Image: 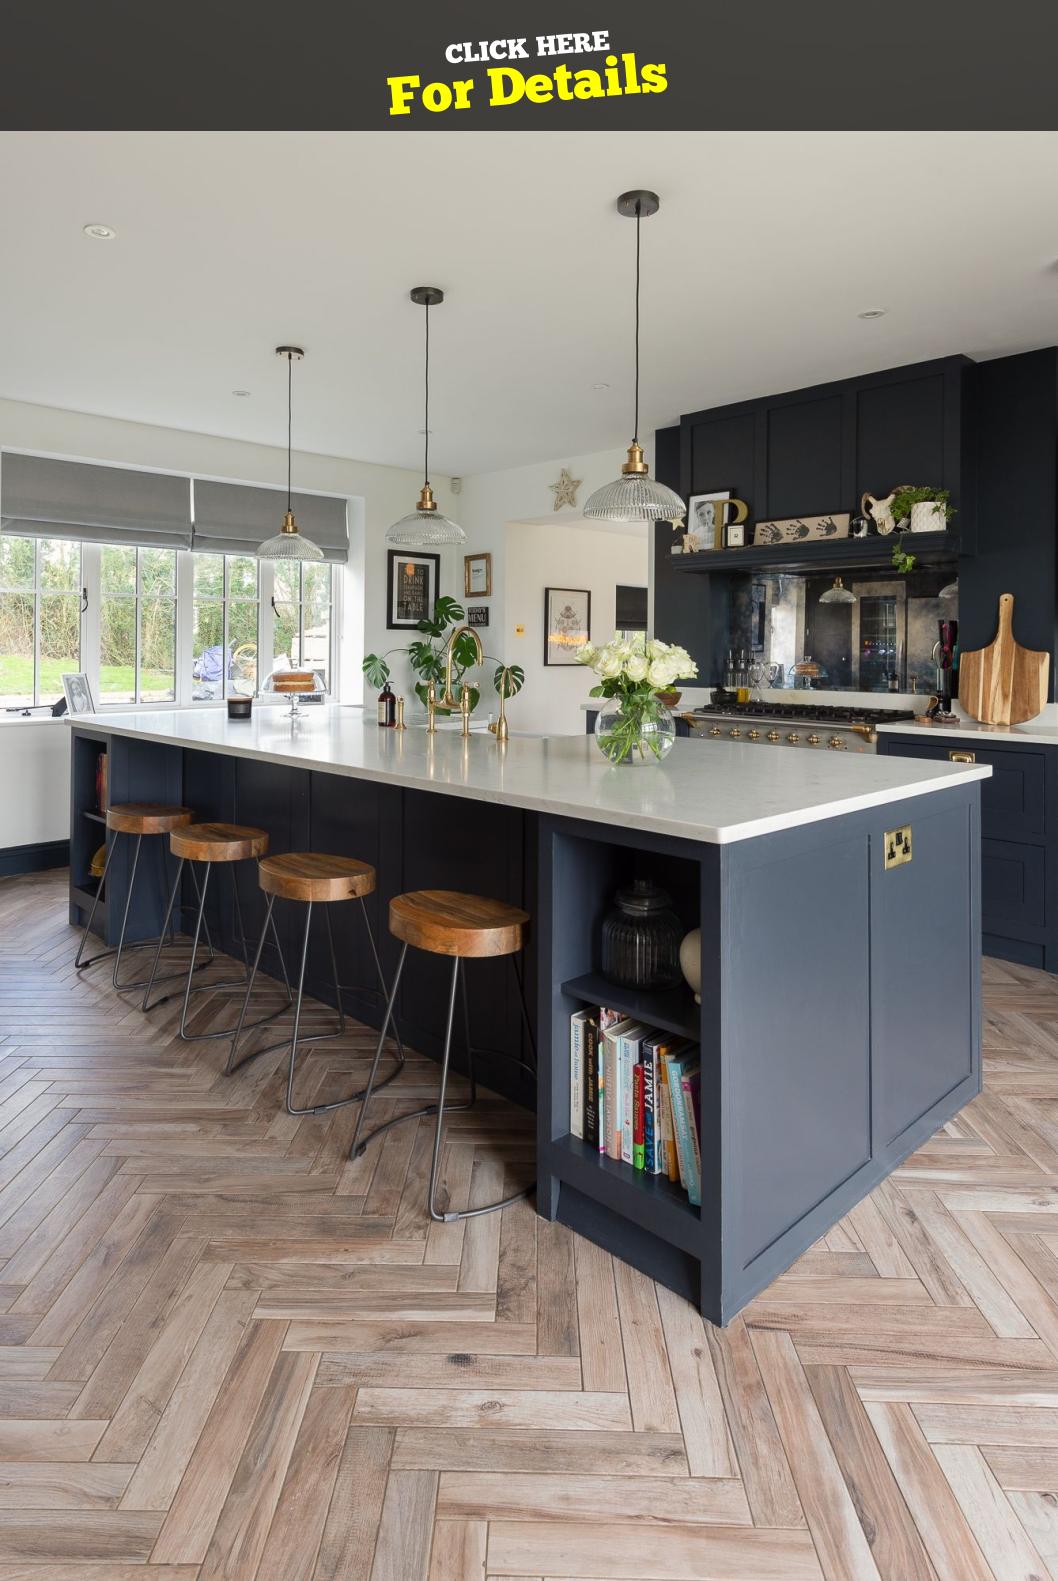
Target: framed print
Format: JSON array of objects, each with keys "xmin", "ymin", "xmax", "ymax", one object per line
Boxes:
[
  {"xmin": 467, "ymin": 604, "xmax": 489, "ymax": 628},
  {"xmin": 62, "ymin": 672, "xmax": 96, "ymax": 715},
  {"xmin": 686, "ymin": 490, "xmax": 732, "ymax": 550},
  {"xmin": 544, "ymin": 587, "xmax": 591, "ymax": 665},
  {"xmin": 463, "ymin": 552, "xmax": 492, "ymax": 598},
  {"xmin": 387, "ymin": 550, "xmax": 440, "ymax": 629}
]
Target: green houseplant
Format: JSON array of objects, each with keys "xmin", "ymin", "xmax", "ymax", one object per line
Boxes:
[
  {"xmin": 363, "ymin": 595, "xmax": 523, "ymax": 717},
  {"xmin": 889, "ymin": 485, "xmax": 955, "ymax": 534}
]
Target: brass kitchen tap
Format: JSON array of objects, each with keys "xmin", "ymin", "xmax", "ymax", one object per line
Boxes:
[{"xmin": 441, "ymin": 624, "xmax": 484, "ymax": 709}]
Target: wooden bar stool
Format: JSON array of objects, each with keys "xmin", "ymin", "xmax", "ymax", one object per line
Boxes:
[
  {"xmin": 225, "ymin": 853, "xmax": 405, "ymax": 1116},
  {"xmin": 75, "ymin": 802, "xmax": 203, "ymax": 992},
  {"xmin": 350, "ymin": 889, "xmax": 536, "ymax": 1223},
  {"xmin": 141, "ymin": 822, "xmax": 291, "ymax": 1042}
]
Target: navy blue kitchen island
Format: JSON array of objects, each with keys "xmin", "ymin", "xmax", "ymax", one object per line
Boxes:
[{"xmin": 69, "ymin": 708, "xmax": 988, "ymax": 1324}]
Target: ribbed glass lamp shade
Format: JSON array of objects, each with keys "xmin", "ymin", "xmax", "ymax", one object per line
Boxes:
[
  {"xmin": 385, "ymin": 508, "xmax": 466, "ymax": 547},
  {"xmin": 257, "ymin": 528, "xmax": 324, "ymax": 562},
  {"xmin": 819, "ymin": 576, "xmax": 856, "ymax": 605},
  {"xmin": 583, "ymin": 472, "xmax": 686, "ymax": 525}
]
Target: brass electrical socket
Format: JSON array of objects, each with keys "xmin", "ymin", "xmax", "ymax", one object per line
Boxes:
[{"xmin": 884, "ymin": 825, "xmax": 912, "ymax": 869}]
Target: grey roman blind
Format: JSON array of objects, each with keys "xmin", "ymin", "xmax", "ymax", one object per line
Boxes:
[
  {"xmin": 0, "ymin": 452, "xmax": 192, "ymax": 548},
  {"xmin": 192, "ymin": 481, "xmax": 349, "ymax": 563}
]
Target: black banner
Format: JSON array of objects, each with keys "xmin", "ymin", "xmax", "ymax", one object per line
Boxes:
[{"xmin": 3, "ymin": 0, "xmax": 1057, "ymax": 130}]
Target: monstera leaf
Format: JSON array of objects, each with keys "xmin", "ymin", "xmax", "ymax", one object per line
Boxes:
[
  {"xmin": 362, "ymin": 654, "xmax": 391, "ymax": 688},
  {"xmin": 494, "ymin": 663, "xmax": 524, "ymax": 697},
  {"xmin": 451, "ymin": 629, "xmax": 482, "ymax": 671}
]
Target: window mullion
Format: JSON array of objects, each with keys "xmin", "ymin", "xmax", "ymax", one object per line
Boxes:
[{"xmin": 32, "ymin": 541, "xmax": 41, "ymax": 707}]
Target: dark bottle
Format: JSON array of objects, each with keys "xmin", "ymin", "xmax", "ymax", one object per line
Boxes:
[{"xmin": 377, "ymin": 681, "xmax": 396, "ymax": 727}]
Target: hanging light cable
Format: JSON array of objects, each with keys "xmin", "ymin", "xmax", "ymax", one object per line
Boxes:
[
  {"xmin": 584, "ymin": 191, "xmax": 687, "ymax": 525},
  {"xmin": 386, "ymin": 287, "xmax": 465, "ymax": 545},
  {"xmin": 257, "ymin": 347, "xmax": 323, "ymax": 562}
]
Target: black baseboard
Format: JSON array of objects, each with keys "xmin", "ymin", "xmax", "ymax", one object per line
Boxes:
[{"xmin": 0, "ymin": 840, "xmax": 69, "ymax": 878}]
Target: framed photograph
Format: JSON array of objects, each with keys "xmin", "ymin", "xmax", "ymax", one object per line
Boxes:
[
  {"xmin": 686, "ymin": 490, "xmax": 732, "ymax": 550},
  {"xmin": 544, "ymin": 587, "xmax": 591, "ymax": 666},
  {"xmin": 62, "ymin": 672, "xmax": 96, "ymax": 715},
  {"xmin": 467, "ymin": 604, "xmax": 489, "ymax": 628},
  {"xmin": 387, "ymin": 550, "xmax": 440, "ymax": 630},
  {"xmin": 463, "ymin": 552, "xmax": 492, "ymax": 598}
]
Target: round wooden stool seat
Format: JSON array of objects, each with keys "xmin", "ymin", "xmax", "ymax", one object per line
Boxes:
[
  {"xmin": 106, "ymin": 803, "xmax": 194, "ymax": 836},
  {"xmin": 259, "ymin": 852, "xmax": 376, "ymax": 904},
  {"xmin": 170, "ymin": 822, "xmax": 269, "ymax": 863},
  {"xmin": 389, "ymin": 889, "xmax": 529, "ymax": 959}
]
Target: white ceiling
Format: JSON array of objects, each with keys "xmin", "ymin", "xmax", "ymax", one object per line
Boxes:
[{"xmin": 2, "ymin": 131, "xmax": 1058, "ymax": 477}]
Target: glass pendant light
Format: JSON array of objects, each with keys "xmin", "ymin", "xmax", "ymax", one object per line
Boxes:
[
  {"xmin": 257, "ymin": 347, "xmax": 323, "ymax": 562},
  {"xmin": 386, "ymin": 287, "xmax": 465, "ymax": 546},
  {"xmin": 819, "ymin": 576, "xmax": 856, "ymax": 604},
  {"xmin": 584, "ymin": 191, "xmax": 686, "ymax": 525}
]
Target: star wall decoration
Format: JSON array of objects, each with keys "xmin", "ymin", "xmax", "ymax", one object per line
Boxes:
[{"xmin": 549, "ymin": 466, "xmax": 582, "ymax": 511}]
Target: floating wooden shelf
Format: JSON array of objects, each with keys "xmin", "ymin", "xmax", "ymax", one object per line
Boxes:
[
  {"xmin": 561, "ymin": 971, "xmax": 700, "ymax": 1041},
  {"xmin": 668, "ymin": 531, "xmax": 959, "ymax": 576}
]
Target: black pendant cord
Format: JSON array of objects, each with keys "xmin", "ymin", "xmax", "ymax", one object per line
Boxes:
[
  {"xmin": 632, "ymin": 201, "xmax": 641, "ymax": 446},
  {"xmin": 423, "ymin": 300, "xmax": 431, "ymax": 490},
  {"xmin": 286, "ymin": 352, "xmax": 293, "ymax": 513}
]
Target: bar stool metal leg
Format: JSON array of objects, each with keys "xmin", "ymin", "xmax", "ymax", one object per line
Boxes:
[
  {"xmin": 141, "ymin": 857, "xmax": 218, "ymax": 1012},
  {"xmin": 350, "ymin": 946, "xmax": 479, "ymax": 1160},
  {"xmin": 227, "ymin": 897, "xmax": 405, "ymax": 1115},
  {"xmin": 426, "ymin": 957, "xmax": 531, "ymax": 1224},
  {"xmin": 74, "ymin": 827, "xmax": 121, "ymax": 971}
]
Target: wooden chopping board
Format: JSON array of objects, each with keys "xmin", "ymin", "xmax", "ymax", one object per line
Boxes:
[{"xmin": 959, "ymin": 593, "xmax": 1049, "ymax": 725}]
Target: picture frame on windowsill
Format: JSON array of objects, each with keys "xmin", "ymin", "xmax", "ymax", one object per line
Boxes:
[{"xmin": 62, "ymin": 672, "xmax": 96, "ymax": 715}]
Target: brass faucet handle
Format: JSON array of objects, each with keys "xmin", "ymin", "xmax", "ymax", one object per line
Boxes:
[
  {"xmin": 426, "ymin": 681, "xmax": 437, "ymax": 734},
  {"xmin": 459, "ymin": 682, "xmax": 472, "ymax": 738}
]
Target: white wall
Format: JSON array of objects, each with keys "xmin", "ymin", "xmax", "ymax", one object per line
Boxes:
[
  {"xmin": 0, "ymin": 396, "xmax": 455, "ymax": 850},
  {"xmin": 502, "ymin": 521, "xmax": 649, "ymax": 734}
]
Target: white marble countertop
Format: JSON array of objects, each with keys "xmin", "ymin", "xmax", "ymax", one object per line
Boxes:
[
  {"xmin": 876, "ymin": 717, "xmax": 1058, "ymax": 747},
  {"xmin": 71, "ymin": 706, "xmax": 990, "ymax": 846}
]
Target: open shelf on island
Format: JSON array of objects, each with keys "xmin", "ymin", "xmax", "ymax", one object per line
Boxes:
[
  {"xmin": 550, "ymin": 1132, "xmax": 700, "ymax": 1254},
  {"xmin": 668, "ymin": 530, "xmax": 959, "ymax": 576},
  {"xmin": 562, "ymin": 971, "xmax": 699, "ymax": 1041}
]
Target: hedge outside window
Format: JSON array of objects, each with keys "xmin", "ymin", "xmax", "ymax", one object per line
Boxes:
[
  {"xmin": 0, "ymin": 536, "xmax": 81, "ymax": 707},
  {"xmin": 99, "ymin": 545, "xmax": 176, "ymax": 704},
  {"xmin": 192, "ymin": 554, "xmax": 259, "ymax": 701},
  {"xmin": 273, "ymin": 560, "xmax": 332, "ymax": 685},
  {"xmin": 0, "ymin": 535, "xmax": 334, "ymax": 708}
]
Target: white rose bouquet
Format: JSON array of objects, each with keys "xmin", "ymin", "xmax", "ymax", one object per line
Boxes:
[{"xmin": 578, "ymin": 634, "xmax": 698, "ymax": 765}]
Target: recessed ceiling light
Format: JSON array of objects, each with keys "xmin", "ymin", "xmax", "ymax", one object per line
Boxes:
[
  {"xmin": 83, "ymin": 223, "xmax": 117, "ymax": 240},
  {"xmin": 232, "ymin": 389, "xmax": 251, "ymax": 397},
  {"xmin": 591, "ymin": 381, "xmax": 611, "ymax": 390},
  {"xmin": 857, "ymin": 307, "xmax": 887, "ymax": 320}
]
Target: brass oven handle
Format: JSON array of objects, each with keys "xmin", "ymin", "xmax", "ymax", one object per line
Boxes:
[
  {"xmin": 949, "ymin": 749, "xmax": 976, "ymax": 764},
  {"xmin": 850, "ymin": 723, "xmax": 877, "ymax": 743}
]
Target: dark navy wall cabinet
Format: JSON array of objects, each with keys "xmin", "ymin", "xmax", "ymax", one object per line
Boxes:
[
  {"xmin": 655, "ymin": 348, "xmax": 1058, "ymax": 696},
  {"xmin": 880, "ymin": 732, "xmax": 1058, "ymax": 973}
]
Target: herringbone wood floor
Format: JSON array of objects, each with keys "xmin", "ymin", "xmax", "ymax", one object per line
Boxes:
[{"xmin": 5, "ymin": 873, "xmax": 1058, "ymax": 1578}]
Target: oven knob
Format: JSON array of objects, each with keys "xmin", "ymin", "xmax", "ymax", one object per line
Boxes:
[
  {"xmin": 729, "ymin": 727, "xmax": 742, "ymax": 738},
  {"xmin": 767, "ymin": 730, "xmax": 781, "ymax": 742},
  {"xmin": 747, "ymin": 729, "xmax": 760, "ymax": 740},
  {"xmin": 708, "ymin": 726, "xmax": 721, "ymax": 737},
  {"xmin": 828, "ymin": 736, "xmax": 847, "ymax": 750},
  {"xmin": 807, "ymin": 734, "xmax": 821, "ymax": 745},
  {"xmin": 786, "ymin": 732, "xmax": 800, "ymax": 744}
]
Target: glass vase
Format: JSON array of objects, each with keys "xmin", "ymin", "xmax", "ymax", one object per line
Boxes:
[{"xmin": 594, "ymin": 693, "xmax": 676, "ymax": 766}]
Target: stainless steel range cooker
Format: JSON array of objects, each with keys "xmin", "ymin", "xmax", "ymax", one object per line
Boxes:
[{"xmin": 683, "ymin": 701, "xmax": 917, "ymax": 752}]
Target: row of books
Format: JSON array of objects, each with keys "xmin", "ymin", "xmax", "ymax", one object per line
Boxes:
[{"xmin": 570, "ymin": 1007, "xmax": 701, "ymax": 1206}]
